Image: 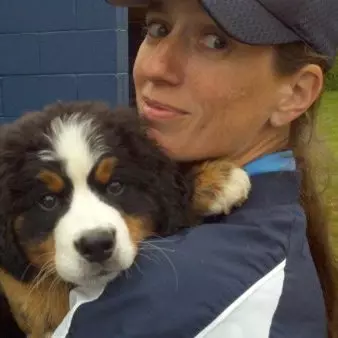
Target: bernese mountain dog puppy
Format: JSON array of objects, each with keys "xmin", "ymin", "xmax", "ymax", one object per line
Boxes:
[{"xmin": 0, "ymin": 101, "xmax": 250, "ymax": 337}]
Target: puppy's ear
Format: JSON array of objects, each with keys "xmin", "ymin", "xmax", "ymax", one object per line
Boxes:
[
  {"xmin": 0, "ymin": 215, "xmax": 35, "ymax": 282},
  {"xmin": 138, "ymin": 119, "xmax": 198, "ymax": 235},
  {"xmin": 150, "ymin": 163, "xmax": 196, "ymax": 236},
  {"xmin": 0, "ymin": 139, "xmax": 35, "ymax": 282}
]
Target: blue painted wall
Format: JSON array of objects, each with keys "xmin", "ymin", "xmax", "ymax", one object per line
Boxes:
[{"xmin": 0, "ymin": 0, "xmax": 129, "ymax": 123}]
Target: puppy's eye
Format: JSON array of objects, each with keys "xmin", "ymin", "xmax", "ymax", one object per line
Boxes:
[
  {"xmin": 107, "ymin": 181, "xmax": 124, "ymax": 196},
  {"xmin": 39, "ymin": 194, "xmax": 59, "ymax": 211}
]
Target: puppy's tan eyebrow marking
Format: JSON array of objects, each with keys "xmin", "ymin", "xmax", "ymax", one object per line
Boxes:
[
  {"xmin": 95, "ymin": 157, "xmax": 117, "ymax": 184},
  {"xmin": 37, "ymin": 170, "xmax": 65, "ymax": 193}
]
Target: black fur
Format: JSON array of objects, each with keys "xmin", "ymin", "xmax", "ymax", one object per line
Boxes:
[
  {"xmin": 0, "ymin": 101, "xmax": 196, "ymax": 283},
  {"xmin": 0, "ymin": 293, "xmax": 25, "ymax": 338}
]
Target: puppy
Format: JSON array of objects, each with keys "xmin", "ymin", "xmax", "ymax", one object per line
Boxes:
[{"xmin": 0, "ymin": 101, "xmax": 250, "ymax": 337}]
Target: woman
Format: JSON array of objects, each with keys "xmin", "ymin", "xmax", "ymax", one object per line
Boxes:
[{"xmin": 53, "ymin": 0, "xmax": 338, "ymax": 337}]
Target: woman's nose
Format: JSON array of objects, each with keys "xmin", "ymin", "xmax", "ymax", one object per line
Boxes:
[{"xmin": 140, "ymin": 37, "xmax": 185, "ymax": 86}]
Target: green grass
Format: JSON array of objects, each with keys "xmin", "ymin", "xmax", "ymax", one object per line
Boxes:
[{"xmin": 319, "ymin": 91, "xmax": 338, "ymax": 254}]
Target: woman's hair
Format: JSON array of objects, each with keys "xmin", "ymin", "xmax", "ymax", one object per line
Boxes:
[{"xmin": 273, "ymin": 43, "xmax": 337, "ymax": 337}]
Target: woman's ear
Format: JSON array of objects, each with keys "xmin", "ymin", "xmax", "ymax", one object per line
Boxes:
[{"xmin": 270, "ymin": 64, "xmax": 323, "ymax": 127}]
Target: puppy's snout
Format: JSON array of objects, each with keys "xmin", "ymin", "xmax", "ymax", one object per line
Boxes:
[{"xmin": 75, "ymin": 229, "xmax": 116, "ymax": 263}]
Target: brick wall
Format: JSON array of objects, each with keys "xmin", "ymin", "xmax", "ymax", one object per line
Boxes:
[{"xmin": 0, "ymin": 0, "xmax": 129, "ymax": 123}]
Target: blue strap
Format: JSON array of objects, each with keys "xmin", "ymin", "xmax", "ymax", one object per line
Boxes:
[{"xmin": 243, "ymin": 150, "xmax": 296, "ymax": 176}]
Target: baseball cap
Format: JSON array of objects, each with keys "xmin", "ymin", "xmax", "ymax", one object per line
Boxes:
[{"xmin": 107, "ymin": 0, "xmax": 338, "ymax": 68}]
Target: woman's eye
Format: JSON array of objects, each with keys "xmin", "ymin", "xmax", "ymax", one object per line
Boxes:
[
  {"xmin": 39, "ymin": 194, "xmax": 59, "ymax": 211},
  {"xmin": 144, "ymin": 21, "xmax": 169, "ymax": 39},
  {"xmin": 201, "ymin": 34, "xmax": 228, "ymax": 50},
  {"xmin": 107, "ymin": 181, "xmax": 125, "ymax": 196}
]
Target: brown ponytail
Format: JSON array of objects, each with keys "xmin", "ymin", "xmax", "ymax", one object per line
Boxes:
[{"xmin": 274, "ymin": 43, "xmax": 338, "ymax": 337}]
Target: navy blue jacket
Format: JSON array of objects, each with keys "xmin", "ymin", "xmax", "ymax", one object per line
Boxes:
[{"xmin": 52, "ymin": 154, "xmax": 327, "ymax": 338}]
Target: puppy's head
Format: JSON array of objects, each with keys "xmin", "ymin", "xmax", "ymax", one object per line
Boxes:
[{"xmin": 0, "ymin": 101, "xmax": 193, "ymax": 286}]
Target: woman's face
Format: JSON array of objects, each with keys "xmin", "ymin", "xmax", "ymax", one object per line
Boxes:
[{"xmin": 133, "ymin": 0, "xmax": 291, "ymax": 164}]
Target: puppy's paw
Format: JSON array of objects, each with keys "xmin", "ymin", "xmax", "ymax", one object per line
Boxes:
[
  {"xmin": 193, "ymin": 159, "xmax": 251, "ymax": 216},
  {"xmin": 208, "ymin": 167, "xmax": 251, "ymax": 215}
]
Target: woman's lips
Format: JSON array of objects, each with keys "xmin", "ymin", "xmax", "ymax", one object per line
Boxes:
[{"xmin": 141, "ymin": 97, "xmax": 188, "ymax": 121}]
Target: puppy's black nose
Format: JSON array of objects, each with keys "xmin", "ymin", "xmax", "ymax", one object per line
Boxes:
[{"xmin": 75, "ymin": 229, "xmax": 115, "ymax": 263}]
